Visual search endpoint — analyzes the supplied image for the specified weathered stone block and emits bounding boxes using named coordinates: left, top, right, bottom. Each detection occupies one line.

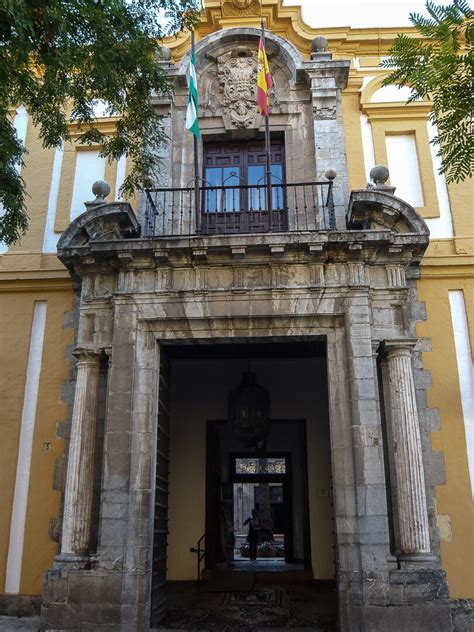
left=100, top=518, right=128, bottom=548
left=106, top=431, right=131, bottom=453
left=104, top=453, right=130, bottom=490
left=389, top=568, right=449, bottom=604
left=68, top=571, right=122, bottom=605
left=341, top=603, right=452, bottom=632
left=451, top=599, right=474, bottom=632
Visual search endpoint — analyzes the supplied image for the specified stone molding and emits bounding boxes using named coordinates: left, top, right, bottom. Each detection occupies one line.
left=57, top=228, right=429, bottom=280
left=177, top=27, right=303, bottom=85
left=348, top=189, right=430, bottom=236
left=73, top=347, right=102, bottom=364
left=57, top=201, right=140, bottom=253
left=384, top=338, right=417, bottom=357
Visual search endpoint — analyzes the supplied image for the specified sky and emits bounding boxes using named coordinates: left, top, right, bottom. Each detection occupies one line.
left=283, top=0, right=432, bottom=28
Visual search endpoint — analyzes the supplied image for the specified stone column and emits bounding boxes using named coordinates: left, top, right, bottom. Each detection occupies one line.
left=59, top=348, right=101, bottom=560
left=384, top=340, right=430, bottom=555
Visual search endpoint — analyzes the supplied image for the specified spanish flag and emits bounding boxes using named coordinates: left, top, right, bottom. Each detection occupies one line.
left=257, top=34, right=273, bottom=116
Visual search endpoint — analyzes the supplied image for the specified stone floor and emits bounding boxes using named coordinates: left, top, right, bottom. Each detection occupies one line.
left=156, top=580, right=337, bottom=631
left=0, top=616, right=40, bottom=630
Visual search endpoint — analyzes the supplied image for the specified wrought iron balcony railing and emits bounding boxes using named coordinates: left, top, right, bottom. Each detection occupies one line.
left=142, top=180, right=335, bottom=238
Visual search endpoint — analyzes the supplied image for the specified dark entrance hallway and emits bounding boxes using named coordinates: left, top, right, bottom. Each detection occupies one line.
left=153, top=339, right=337, bottom=629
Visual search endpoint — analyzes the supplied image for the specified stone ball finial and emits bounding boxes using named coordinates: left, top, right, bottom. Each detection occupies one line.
left=312, top=36, right=328, bottom=53
left=370, top=165, right=390, bottom=186
left=156, top=46, right=172, bottom=62
left=92, top=180, right=110, bottom=202
left=325, top=168, right=337, bottom=181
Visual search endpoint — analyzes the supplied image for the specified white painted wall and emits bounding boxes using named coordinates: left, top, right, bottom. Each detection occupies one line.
left=114, top=155, right=127, bottom=201
left=370, top=84, right=413, bottom=103
left=425, top=120, right=454, bottom=239
left=5, top=301, right=47, bottom=594
left=449, top=291, right=474, bottom=498
left=42, top=145, right=64, bottom=253
left=70, top=150, right=105, bottom=220
left=360, top=113, right=376, bottom=182
left=385, top=134, right=424, bottom=207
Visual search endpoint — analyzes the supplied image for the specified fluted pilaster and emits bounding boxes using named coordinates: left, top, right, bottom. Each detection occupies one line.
left=385, top=340, right=430, bottom=555
left=60, top=349, right=101, bottom=558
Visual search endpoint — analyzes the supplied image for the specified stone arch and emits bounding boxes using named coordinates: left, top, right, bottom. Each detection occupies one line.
left=360, top=74, right=431, bottom=107
left=179, top=27, right=303, bottom=85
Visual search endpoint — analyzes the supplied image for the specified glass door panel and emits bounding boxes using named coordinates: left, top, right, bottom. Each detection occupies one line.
left=205, top=166, right=241, bottom=212
left=222, top=168, right=241, bottom=212
left=247, top=164, right=284, bottom=210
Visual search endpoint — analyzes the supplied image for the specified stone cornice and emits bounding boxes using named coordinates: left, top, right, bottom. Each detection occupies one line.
left=361, top=101, right=432, bottom=122
left=67, top=117, right=121, bottom=139
left=165, top=1, right=422, bottom=62
left=58, top=229, right=428, bottom=278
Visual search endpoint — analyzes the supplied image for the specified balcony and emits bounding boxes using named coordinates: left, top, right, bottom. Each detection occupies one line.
left=142, top=180, right=336, bottom=238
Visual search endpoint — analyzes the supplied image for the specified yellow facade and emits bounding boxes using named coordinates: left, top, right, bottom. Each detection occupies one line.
left=0, top=0, right=472, bottom=601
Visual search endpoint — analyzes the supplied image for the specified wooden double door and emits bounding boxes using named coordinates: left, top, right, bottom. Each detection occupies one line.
left=201, top=139, right=287, bottom=234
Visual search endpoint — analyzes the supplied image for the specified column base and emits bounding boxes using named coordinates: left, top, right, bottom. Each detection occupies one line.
left=397, top=552, right=439, bottom=566
left=389, top=566, right=449, bottom=604
left=54, top=552, right=91, bottom=570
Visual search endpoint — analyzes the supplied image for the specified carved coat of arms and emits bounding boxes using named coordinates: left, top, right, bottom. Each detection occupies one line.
left=217, top=48, right=258, bottom=129
left=221, top=0, right=261, bottom=16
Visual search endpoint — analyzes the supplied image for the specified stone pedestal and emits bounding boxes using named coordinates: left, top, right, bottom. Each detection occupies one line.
left=384, top=340, right=430, bottom=555
left=58, top=348, right=101, bottom=561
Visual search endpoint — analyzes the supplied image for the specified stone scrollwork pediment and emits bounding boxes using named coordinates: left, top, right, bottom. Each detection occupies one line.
left=57, top=202, right=140, bottom=254
left=347, top=189, right=430, bottom=237
left=217, top=47, right=259, bottom=129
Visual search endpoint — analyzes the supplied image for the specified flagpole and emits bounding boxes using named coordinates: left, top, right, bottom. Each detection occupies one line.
left=191, top=30, right=201, bottom=233
left=261, top=20, right=273, bottom=217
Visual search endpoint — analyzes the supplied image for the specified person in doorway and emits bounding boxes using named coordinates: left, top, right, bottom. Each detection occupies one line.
left=244, top=508, right=260, bottom=561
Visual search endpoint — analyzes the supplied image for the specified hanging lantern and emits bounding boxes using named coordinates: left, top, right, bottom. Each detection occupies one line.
left=228, top=371, right=270, bottom=448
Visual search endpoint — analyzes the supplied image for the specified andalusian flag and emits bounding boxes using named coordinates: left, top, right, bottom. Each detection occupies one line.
left=257, top=34, right=273, bottom=116
left=185, top=46, right=200, bottom=139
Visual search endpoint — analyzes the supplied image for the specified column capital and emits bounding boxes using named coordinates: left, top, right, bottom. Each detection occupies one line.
left=382, top=338, right=417, bottom=358
left=73, top=347, right=101, bottom=364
